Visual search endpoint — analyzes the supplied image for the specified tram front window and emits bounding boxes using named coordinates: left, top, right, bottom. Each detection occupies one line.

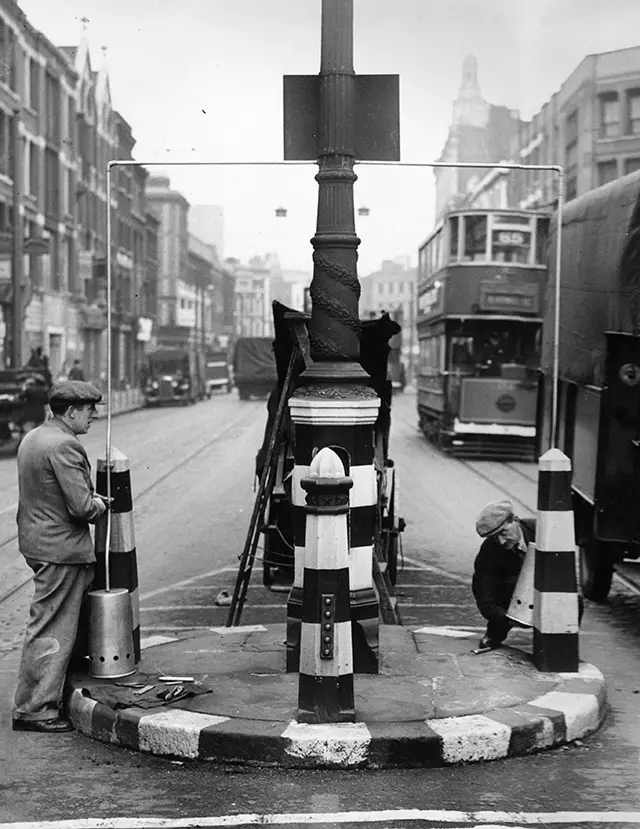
left=491, top=228, right=532, bottom=264
left=463, top=215, right=487, bottom=261
left=449, top=325, right=540, bottom=378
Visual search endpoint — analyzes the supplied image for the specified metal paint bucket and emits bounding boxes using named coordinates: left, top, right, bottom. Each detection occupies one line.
left=88, top=588, right=136, bottom=678
left=506, top=541, right=536, bottom=628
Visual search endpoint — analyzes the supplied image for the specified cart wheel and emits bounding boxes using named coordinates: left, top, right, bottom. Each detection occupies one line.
left=579, top=540, right=614, bottom=602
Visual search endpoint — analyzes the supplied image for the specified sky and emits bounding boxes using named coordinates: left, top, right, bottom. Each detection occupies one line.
left=17, top=0, right=640, bottom=274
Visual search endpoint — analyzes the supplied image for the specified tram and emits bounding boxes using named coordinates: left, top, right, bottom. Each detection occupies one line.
left=416, top=207, right=550, bottom=458
left=538, top=170, right=640, bottom=602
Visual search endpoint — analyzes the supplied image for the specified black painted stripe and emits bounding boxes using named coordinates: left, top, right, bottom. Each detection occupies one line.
left=132, top=626, right=140, bottom=663
left=350, top=505, right=376, bottom=548
left=295, top=424, right=374, bottom=467
left=96, top=469, right=133, bottom=513
left=537, top=470, right=572, bottom=512
left=301, top=568, right=351, bottom=624
left=93, top=549, right=139, bottom=592
left=297, top=673, right=355, bottom=724
left=293, top=505, right=306, bottom=547
left=533, top=631, right=579, bottom=673
left=534, top=551, right=577, bottom=592
left=349, top=588, right=379, bottom=621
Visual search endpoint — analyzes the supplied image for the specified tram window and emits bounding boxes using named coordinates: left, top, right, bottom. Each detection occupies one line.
left=462, top=215, right=487, bottom=261
left=491, top=228, right=531, bottom=263
left=535, top=217, right=550, bottom=264
left=450, top=337, right=475, bottom=373
left=449, top=216, right=459, bottom=259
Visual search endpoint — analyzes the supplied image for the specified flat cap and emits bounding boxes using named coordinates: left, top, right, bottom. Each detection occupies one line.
left=49, top=380, right=103, bottom=406
left=475, top=500, right=514, bottom=538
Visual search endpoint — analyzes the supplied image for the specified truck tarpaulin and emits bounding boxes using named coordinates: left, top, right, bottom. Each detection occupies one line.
left=543, top=169, right=640, bottom=386
left=233, top=337, right=278, bottom=383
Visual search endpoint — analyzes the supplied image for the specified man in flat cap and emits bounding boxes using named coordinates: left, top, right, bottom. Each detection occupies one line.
left=12, top=380, right=111, bottom=733
left=472, top=500, right=535, bottom=653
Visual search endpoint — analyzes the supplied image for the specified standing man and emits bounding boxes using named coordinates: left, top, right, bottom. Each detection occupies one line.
left=472, top=500, right=534, bottom=652
left=12, top=381, right=109, bottom=733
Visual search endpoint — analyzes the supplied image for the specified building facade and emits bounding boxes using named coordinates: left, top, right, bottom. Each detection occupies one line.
left=460, top=46, right=640, bottom=211
left=434, top=54, right=523, bottom=219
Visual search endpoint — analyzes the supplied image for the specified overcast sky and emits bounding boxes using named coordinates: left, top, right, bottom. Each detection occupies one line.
left=17, top=0, right=640, bottom=273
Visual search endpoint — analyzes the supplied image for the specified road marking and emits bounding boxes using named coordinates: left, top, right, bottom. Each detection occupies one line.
left=413, top=625, right=477, bottom=638
left=3, top=809, right=640, bottom=828
left=140, top=604, right=286, bottom=612
left=400, top=556, right=469, bottom=584
left=139, top=566, right=238, bottom=601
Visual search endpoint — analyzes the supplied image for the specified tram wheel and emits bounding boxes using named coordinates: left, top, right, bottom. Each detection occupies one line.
left=579, top=540, right=614, bottom=603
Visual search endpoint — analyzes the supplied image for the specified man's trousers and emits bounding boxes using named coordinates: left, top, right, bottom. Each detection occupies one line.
left=13, top=560, right=94, bottom=722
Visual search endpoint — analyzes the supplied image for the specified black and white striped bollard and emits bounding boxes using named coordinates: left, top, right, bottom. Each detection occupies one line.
left=534, top=448, right=580, bottom=672
left=94, top=447, right=141, bottom=663
left=298, top=447, right=355, bottom=723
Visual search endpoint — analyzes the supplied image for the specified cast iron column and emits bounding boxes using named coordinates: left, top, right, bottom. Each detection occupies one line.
left=287, top=0, right=381, bottom=674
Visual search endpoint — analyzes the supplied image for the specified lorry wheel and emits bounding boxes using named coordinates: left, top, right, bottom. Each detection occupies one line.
left=579, top=540, right=614, bottom=602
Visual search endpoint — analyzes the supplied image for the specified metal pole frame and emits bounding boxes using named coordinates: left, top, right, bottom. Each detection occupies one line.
left=103, top=158, right=565, bottom=516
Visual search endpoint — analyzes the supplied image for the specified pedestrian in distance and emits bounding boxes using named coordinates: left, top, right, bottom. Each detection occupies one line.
left=68, top=359, right=85, bottom=381
left=472, top=500, right=534, bottom=653
left=12, top=380, right=112, bottom=733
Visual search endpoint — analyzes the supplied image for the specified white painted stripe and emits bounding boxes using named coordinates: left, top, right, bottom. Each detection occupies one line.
left=288, top=397, right=380, bottom=426
left=293, top=544, right=305, bottom=588
left=412, top=626, right=477, bottom=639
left=138, top=710, right=230, bottom=758
left=139, top=566, right=238, bottom=601
left=140, top=634, right=179, bottom=649
left=141, top=605, right=285, bottom=612
left=349, top=464, right=376, bottom=508
left=292, top=464, right=310, bottom=506
left=299, top=620, right=352, bottom=676
left=105, top=515, right=136, bottom=553
left=5, top=809, right=640, bottom=828
left=558, top=663, right=603, bottom=681
left=282, top=720, right=371, bottom=766
left=528, top=691, right=601, bottom=741
left=428, top=715, right=512, bottom=763
left=209, top=625, right=268, bottom=634
left=68, top=688, right=97, bottom=735
left=349, top=545, right=372, bottom=591
left=533, top=590, right=580, bottom=633
left=305, top=514, right=350, bottom=571
left=536, top=511, right=575, bottom=552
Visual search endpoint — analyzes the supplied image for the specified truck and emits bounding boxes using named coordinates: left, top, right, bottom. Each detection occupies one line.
left=233, top=337, right=278, bottom=400
left=538, top=169, right=640, bottom=601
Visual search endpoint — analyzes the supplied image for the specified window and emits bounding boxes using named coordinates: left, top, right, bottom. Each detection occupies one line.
left=491, top=226, right=531, bottom=264
left=23, top=55, right=30, bottom=107
left=624, top=157, right=640, bottom=176
left=566, top=175, right=578, bottom=202
left=628, top=91, right=640, bottom=135
left=600, top=94, right=620, bottom=138
left=44, top=148, right=59, bottom=216
left=462, top=215, right=487, bottom=261
left=448, top=216, right=459, bottom=259
left=535, top=217, right=550, bottom=265
left=30, top=59, right=39, bottom=111
left=598, top=160, right=618, bottom=186
left=29, top=142, right=38, bottom=195
left=45, top=73, right=61, bottom=143
left=566, top=141, right=578, bottom=170
left=566, top=109, right=579, bottom=145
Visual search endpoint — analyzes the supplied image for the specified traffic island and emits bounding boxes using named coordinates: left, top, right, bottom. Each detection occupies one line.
left=65, top=624, right=607, bottom=768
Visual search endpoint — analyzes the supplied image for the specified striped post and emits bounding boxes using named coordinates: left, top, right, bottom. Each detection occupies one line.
left=298, top=447, right=355, bottom=723
left=534, top=448, right=580, bottom=672
left=94, top=447, right=140, bottom=663
left=286, top=389, right=381, bottom=674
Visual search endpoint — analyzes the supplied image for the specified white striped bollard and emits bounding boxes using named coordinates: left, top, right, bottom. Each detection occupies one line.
left=534, top=448, right=580, bottom=672
left=298, top=447, right=355, bottom=723
left=94, top=447, right=141, bottom=663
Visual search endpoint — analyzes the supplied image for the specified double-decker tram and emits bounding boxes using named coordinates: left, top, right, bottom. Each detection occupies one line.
left=416, top=208, right=550, bottom=458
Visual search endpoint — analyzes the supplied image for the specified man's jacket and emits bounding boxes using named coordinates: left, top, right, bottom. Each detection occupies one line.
left=472, top=518, right=535, bottom=624
left=16, top=418, right=102, bottom=564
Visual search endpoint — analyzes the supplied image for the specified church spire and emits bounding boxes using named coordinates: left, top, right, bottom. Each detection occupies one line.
left=452, top=54, right=488, bottom=127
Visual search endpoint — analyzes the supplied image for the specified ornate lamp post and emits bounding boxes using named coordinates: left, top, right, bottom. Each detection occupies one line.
left=282, top=0, right=399, bottom=674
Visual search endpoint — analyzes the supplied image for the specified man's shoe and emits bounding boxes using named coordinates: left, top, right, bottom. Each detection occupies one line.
left=475, top=636, right=502, bottom=653
left=12, top=717, right=73, bottom=733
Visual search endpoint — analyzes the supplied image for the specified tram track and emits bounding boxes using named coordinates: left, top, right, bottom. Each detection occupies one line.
left=393, top=408, right=536, bottom=518
left=0, top=401, right=263, bottom=608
